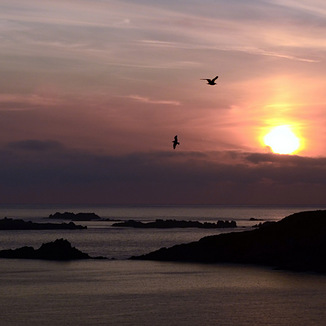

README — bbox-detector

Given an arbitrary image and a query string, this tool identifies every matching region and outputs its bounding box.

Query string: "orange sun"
[263,125,300,154]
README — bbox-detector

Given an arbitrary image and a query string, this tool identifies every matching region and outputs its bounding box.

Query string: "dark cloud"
[6,140,65,152]
[0,101,35,110]
[1,142,326,205]
[244,152,326,167]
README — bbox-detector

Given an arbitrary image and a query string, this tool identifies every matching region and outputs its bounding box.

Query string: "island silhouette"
[0,239,105,260]
[0,217,86,230]
[49,212,101,221]
[130,210,326,273]
[113,219,236,229]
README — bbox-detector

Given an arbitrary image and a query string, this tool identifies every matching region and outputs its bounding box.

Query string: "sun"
[263,125,300,154]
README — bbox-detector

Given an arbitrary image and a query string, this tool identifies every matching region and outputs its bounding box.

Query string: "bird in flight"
[172,135,180,149]
[201,75,219,85]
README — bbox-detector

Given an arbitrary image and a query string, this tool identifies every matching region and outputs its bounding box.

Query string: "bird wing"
[212,76,218,82]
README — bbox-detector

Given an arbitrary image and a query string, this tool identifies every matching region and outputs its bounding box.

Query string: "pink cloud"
[128,95,181,106]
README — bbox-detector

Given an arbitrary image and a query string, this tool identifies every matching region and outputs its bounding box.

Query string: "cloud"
[243,151,326,167]
[140,40,319,63]
[271,0,326,16]
[6,139,64,152]
[140,40,180,48]
[0,94,61,111]
[128,95,181,106]
[1,142,326,205]
[232,46,319,63]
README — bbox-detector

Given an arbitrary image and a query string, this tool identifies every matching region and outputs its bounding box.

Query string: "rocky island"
[131,210,326,273]
[49,212,101,221]
[0,217,86,230]
[112,219,236,229]
[0,239,104,260]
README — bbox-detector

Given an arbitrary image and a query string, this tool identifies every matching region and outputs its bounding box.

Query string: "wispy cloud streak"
[128,95,181,106]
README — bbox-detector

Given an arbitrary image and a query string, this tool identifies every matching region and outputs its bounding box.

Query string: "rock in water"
[0,239,91,260]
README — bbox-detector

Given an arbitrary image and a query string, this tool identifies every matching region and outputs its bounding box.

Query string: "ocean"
[1,205,326,326]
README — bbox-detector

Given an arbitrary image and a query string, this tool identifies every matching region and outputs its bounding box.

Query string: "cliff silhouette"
[131,210,326,272]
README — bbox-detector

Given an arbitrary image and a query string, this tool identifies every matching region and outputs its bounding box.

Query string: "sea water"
[1,205,326,325]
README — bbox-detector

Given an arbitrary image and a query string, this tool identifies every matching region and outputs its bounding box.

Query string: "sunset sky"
[1,0,326,205]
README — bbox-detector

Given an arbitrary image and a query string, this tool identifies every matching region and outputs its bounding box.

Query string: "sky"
[1,0,326,205]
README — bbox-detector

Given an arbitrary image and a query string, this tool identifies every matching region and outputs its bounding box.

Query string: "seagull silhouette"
[201,75,219,85]
[172,135,180,149]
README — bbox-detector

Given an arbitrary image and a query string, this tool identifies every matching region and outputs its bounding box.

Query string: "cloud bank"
[1,140,326,205]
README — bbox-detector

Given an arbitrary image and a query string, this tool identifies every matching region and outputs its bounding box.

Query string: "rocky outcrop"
[0,239,103,260]
[113,219,236,229]
[0,218,86,230]
[49,212,101,221]
[131,210,326,273]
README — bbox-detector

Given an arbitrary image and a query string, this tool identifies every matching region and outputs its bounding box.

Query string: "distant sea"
[1,205,326,326]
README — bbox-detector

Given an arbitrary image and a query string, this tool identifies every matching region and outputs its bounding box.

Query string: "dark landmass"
[0,239,105,260]
[112,219,237,229]
[49,212,101,221]
[131,210,326,273]
[252,221,276,228]
[0,217,86,230]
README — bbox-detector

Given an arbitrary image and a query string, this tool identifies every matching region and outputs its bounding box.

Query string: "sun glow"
[263,125,300,154]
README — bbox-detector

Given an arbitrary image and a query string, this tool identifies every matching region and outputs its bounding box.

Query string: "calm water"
[1,205,326,325]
